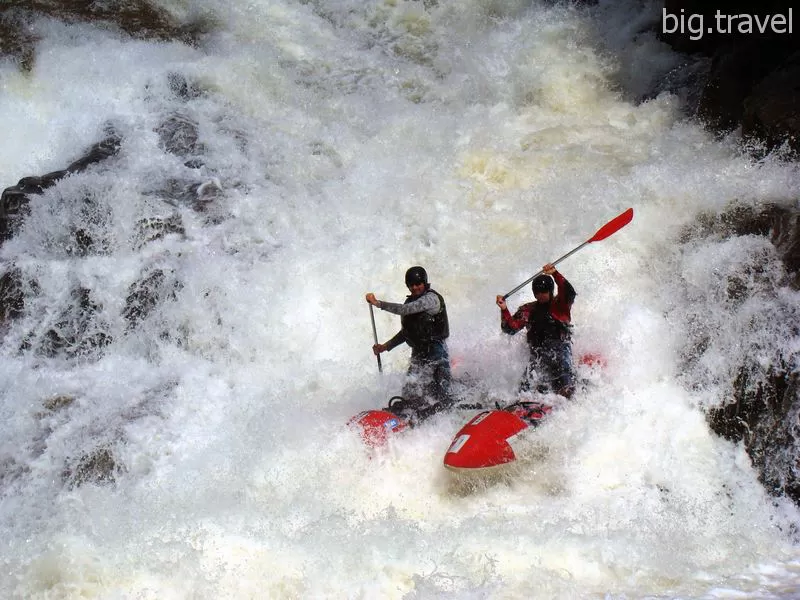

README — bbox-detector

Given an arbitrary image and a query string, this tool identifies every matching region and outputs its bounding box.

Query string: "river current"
[1,0,799,597]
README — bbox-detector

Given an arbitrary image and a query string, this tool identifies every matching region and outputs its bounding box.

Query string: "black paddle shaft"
[502,208,634,300]
[502,242,588,300]
[369,303,382,373]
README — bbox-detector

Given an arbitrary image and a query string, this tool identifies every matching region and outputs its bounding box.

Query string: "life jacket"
[526,301,571,347]
[401,289,449,349]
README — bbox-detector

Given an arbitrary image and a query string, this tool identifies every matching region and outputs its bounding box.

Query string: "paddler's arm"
[551,269,576,305]
[372,331,405,355]
[366,292,412,354]
[373,292,440,316]
[496,295,527,334]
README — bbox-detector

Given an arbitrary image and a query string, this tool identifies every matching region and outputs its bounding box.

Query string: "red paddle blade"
[588,207,633,243]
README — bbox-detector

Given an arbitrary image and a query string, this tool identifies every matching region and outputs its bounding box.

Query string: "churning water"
[1,0,800,597]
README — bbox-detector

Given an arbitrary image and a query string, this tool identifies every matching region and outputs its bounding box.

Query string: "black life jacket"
[526,301,571,347]
[401,289,449,348]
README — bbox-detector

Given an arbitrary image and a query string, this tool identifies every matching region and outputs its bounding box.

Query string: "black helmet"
[532,274,554,294]
[405,266,428,286]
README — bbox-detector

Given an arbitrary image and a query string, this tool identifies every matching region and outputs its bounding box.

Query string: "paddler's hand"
[372,343,387,355]
[542,263,556,276]
[496,295,507,311]
[365,293,379,306]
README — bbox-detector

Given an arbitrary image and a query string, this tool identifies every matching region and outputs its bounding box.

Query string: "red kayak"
[443,401,552,472]
[348,349,602,453]
[347,409,410,448]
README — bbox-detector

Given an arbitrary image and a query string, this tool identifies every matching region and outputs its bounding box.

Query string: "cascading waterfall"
[1,0,799,597]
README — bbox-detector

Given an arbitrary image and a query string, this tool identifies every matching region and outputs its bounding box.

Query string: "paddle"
[502,207,634,300]
[368,304,382,373]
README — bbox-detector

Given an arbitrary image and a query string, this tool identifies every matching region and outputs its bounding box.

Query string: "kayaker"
[495,263,576,398]
[366,266,452,420]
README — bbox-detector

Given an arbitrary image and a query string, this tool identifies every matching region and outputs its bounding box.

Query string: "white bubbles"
[1,0,799,598]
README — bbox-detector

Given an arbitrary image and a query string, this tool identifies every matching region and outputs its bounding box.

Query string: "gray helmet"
[405,266,428,286]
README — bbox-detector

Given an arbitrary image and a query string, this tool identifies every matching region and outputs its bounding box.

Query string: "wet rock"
[770,209,800,286]
[0,12,34,69]
[0,130,122,244]
[122,268,182,329]
[658,1,800,152]
[653,56,712,115]
[0,1,211,51]
[742,53,800,155]
[29,395,72,459]
[679,201,779,243]
[65,131,122,174]
[133,213,186,250]
[681,201,800,505]
[37,286,111,359]
[154,177,223,212]
[0,267,25,326]
[0,185,32,242]
[167,72,203,101]
[697,41,791,134]
[64,446,120,488]
[193,179,223,211]
[709,366,800,504]
[122,269,166,329]
[42,394,76,412]
[156,113,204,158]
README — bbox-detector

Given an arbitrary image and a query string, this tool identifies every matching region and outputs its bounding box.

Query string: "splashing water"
[1,0,799,598]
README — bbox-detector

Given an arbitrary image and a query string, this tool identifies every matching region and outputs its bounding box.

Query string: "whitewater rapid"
[1,0,799,597]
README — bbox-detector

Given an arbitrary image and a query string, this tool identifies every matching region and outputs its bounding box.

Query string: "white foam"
[1,1,799,597]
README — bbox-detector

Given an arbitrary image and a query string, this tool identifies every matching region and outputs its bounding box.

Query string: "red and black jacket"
[500,271,575,346]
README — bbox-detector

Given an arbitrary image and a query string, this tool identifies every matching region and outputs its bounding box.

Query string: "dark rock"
[72,195,113,256]
[0,185,32,241]
[0,130,122,244]
[0,3,217,74]
[156,113,203,158]
[679,201,779,243]
[38,286,111,358]
[697,41,793,133]
[680,201,800,289]
[64,446,120,487]
[683,201,800,506]
[771,208,800,284]
[133,214,186,250]
[0,9,37,71]
[653,56,712,115]
[183,158,205,169]
[122,268,182,329]
[42,394,76,412]
[167,72,203,101]
[17,171,68,194]
[153,177,223,212]
[0,267,25,326]
[709,365,800,504]
[65,131,122,173]
[122,269,166,329]
[193,179,223,211]
[72,229,94,255]
[657,2,800,152]
[0,1,210,48]
[742,53,800,155]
